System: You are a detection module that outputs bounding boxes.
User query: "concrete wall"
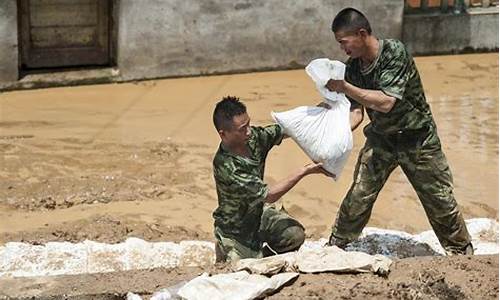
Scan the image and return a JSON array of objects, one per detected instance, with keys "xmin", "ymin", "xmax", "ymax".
[
  {"xmin": 0, "ymin": 0, "xmax": 18, "ymax": 82},
  {"xmin": 403, "ymin": 11, "xmax": 499, "ymax": 55},
  {"xmin": 1, "ymin": 0, "xmax": 498, "ymax": 88},
  {"xmin": 117, "ymin": 0, "xmax": 403, "ymax": 80}
]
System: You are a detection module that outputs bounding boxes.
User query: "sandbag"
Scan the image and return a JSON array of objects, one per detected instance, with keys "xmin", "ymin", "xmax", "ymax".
[
  {"xmin": 272, "ymin": 59, "xmax": 353, "ymax": 179},
  {"xmin": 305, "ymin": 58, "xmax": 346, "ymax": 102}
]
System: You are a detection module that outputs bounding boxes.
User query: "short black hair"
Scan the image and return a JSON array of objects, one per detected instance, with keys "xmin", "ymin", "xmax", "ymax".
[
  {"xmin": 331, "ymin": 7, "xmax": 372, "ymax": 35},
  {"xmin": 213, "ymin": 96, "xmax": 247, "ymax": 131}
]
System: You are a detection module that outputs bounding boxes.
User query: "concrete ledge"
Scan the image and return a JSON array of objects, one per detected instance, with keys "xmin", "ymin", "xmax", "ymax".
[
  {"xmin": 403, "ymin": 10, "xmax": 499, "ymax": 55},
  {"xmin": 0, "ymin": 63, "xmax": 305, "ymax": 93},
  {"xmin": 0, "ymin": 68, "xmax": 121, "ymax": 92}
]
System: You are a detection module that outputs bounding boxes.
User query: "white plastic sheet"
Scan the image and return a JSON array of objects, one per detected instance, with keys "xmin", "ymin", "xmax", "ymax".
[{"xmin": 177, "ymin": 271, "xmax": 299, "ymax": 300}]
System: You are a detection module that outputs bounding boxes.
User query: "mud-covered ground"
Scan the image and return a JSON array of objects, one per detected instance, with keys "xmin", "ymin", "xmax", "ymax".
[
  {"xmin": 1, "ymin": 255, "xmax": 497, "ymax": 299},
  {"xmin": 0, "ymin": 53, "xmax": 498, "ymax": 299},
  {"xmin": 267, "ymin": 255, "xmax": 499, "ymax": 300}
]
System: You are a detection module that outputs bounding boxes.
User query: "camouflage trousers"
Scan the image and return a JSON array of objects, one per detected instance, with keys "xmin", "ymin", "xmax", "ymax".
[
  {"xmin": 215, "ymin": 206, "xmax": 305, "ymax": 262},
  {"xmin": 331, "ymin": 126, "xmax": 472, "ymax": 253}
]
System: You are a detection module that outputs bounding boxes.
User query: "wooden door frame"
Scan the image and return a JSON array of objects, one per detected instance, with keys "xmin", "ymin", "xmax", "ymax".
[{"xmin": 17, "ymin": 0, "xmax": 118, "ymax": 71}]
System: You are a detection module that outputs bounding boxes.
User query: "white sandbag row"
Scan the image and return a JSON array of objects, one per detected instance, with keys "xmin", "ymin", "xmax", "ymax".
[
  {"xmin": 302, "ymin": 218, "xmax": 499, "ymax": 258},
  {"xmin": 1, "ymin": 218, "xmax": 497, "ymax": 278},
  {"xmin": 0, "ymin": 238, "xmax": 214, "ymax": 278},
  {"xmin": 414, "ymin": 218, "xmax": 499, "ymax": 256}
]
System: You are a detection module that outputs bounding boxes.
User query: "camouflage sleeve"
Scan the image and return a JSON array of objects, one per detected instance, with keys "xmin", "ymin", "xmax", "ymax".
[
  {"xmin": 215, "ymin": 162, "xmax": 269, "ymax": 202},
  {"xmin": 255, "ymin": 124, "xmax": 283, "ymax": 154},
  {"xmin": 378, "ymin": 41, "xmax": 411, "ymax": 100},
  {"xmin": 345, "ymin": 64, "xmax": 363, "ymax": 111}
]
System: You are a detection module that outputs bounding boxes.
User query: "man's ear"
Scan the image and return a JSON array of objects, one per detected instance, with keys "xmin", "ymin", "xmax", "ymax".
[
  {"xmin": 218, "ymin": 129, "xmax": 225, "ymax": 139},
  {"xmin": 358, "ymin": 28, "xmax": 369, "ymax": 38}
]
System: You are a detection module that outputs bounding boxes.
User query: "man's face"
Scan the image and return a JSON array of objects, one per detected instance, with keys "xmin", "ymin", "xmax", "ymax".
[
  {"xmin": 220, "ymin": 112, "xmax": 251, "ymax": 147},
  {"xmin": 334, "ymin": 29, "xmax": 366, "ymax": 58}
]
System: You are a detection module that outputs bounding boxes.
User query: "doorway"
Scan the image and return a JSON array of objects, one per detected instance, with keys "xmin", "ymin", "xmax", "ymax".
[{"xmin": 18, "ymin": 0, "xmax": 114, "ymax": 70}]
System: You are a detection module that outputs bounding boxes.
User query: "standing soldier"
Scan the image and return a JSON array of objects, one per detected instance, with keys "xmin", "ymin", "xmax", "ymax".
[{"xmin": 325, "ymin": 8, "xmax": 473, "ymax": 255}]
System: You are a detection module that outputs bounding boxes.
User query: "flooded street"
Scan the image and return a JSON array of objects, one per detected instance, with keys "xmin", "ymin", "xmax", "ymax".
[{"xmin": 0, "ymin": 53, "xmax": 497, "ymax": 243}]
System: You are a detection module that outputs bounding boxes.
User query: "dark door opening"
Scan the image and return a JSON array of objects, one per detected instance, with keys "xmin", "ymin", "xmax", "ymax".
[{"xmin": 18, "ymin": 0, "xmax": 113, "ymax": 70}]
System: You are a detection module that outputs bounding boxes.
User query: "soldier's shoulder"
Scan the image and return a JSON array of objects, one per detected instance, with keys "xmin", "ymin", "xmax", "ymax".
[
  {"xmin": 213, "ymin": 156, "xmax": 238, "ymax": 185},
  {"xmin": 250, "ymin": 125, "xmax": 264, "ymax": 136},
  {"xmin": 383, "ymin": 39, "xmax": 406, "ymax": 49},
  {"xmin": 382, "ymin": 39, "xmax": 408, "ymax": 56},
  {"xmin": 213, "ymin": 148, "xmax": 233, "ymax": 170}
]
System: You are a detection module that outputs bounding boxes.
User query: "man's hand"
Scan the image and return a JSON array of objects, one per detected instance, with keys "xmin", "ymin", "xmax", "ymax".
[
  {"xmin": 325, "ymin": 79, "xmax": 347, "ymax": 93},
  {"xmin": 266, "ymin": 162, "xmax": 335, "ymax": 203},
  {"xmin": 302, "ymin": 162, "xmax": 336, "ymax": 179}
]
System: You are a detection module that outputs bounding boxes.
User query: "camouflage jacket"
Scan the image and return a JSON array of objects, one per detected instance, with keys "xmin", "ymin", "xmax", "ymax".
[
  {"xmin": 212, "ymin": 124, "xmax": 283, "ymax": 248},
  {"xmin": 345, "ymin": 39, "xmax": 436, "ymax": 135}
]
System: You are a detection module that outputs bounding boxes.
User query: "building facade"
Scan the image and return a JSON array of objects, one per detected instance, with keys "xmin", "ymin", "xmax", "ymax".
[{"xmin": 0, "ymin": 0, "xmax": 497, "ymax": 89}]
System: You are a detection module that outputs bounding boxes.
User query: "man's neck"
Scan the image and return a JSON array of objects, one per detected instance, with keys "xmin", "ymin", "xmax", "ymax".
[
  {"xmin": 222, "ymin": 142, "xmax": 250, "ymax": 157},
  {"xmin": 360, "ymin": 36, "xmax": 379, "ymax": 67}
]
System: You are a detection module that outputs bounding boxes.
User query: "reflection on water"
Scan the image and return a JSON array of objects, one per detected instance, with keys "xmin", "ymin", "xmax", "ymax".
[
  {"xmin": 418, "ymin": 53, "xmax": 499, "ymax": 165},
  {"xmin": 431, "ymin": 95, "xmax": 498, "ymax": 160}
]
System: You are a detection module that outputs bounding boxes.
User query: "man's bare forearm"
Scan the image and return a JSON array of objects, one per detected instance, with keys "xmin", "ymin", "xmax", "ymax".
[
  {"xmin": 265, "ymin": 169, "xmax": 306, "ymax": 203},
  {"xmin": 265, "ymin": 162, "xmax": 329, "ymax": 203},
  {"xmin": 344, "ymin": 82, "xmax": 396, "ymax": 113}
]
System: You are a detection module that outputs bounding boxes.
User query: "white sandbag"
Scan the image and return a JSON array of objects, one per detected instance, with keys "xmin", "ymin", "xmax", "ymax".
[
  {"xmin": 305, "ymin": 58, "xmax": 346, "ymax": 102},
  {"xmin": 272, "ymin": 59, "xmax": 353, "ymax": 178},
  {"xmin": 295, "ymin": 246, "xmax": 392, "ymax": 275},
  {"xmin": 150, "ymin": 281, "xmax": 188, "ymax": 300},
  {"xmin": 233, "ymin": 252, "xmax": 297, "ymax": 275},
  {"xmin": 414, "ymin": 218, "xmax": 499, "ymax": 255},
  {"xmin": 233, "ymin": 246, "xmax": 391, "ymax": 276},
  {"xmin": 126, "ymin": 292, "xmax": 144, "ymax": 300},
  {"xmin": 177, "ymin": 271, "xmax": 299, "ymax": 300},
  {"xmin": 272, "ymin": 100, "xmax": 352, "ymax": 178}
]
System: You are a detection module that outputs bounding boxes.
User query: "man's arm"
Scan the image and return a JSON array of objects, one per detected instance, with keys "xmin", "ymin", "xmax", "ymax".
[
  {"xmin": 265, "ymin": 162, "xmax": 332, "ymax": 203},
  {"xmin": 326, "ymin": 79, "xmax": 396, "ymax": 113},
  {"xmin": 350, "ymin": 106, "xmax": 364, "ymax": 131}
]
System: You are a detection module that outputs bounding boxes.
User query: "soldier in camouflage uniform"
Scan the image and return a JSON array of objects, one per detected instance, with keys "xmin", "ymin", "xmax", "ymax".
[
  {"xmin": 324, "ymin": 8, "xmax": 473, "ymax": 255},
  {"xmin": 212, "ymin": 96, "xmax": 330, "ymax": 262}
]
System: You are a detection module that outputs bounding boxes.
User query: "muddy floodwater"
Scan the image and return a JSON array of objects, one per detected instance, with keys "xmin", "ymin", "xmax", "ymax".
[{"xmin": 0, "ymin": 53, "xmax": 497, "ymax": 244}]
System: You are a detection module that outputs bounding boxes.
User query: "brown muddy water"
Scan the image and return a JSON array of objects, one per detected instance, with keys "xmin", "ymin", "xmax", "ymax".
[{"xmin": 0, "ymin": 53, "xmax": 497, "ymax": 244}]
